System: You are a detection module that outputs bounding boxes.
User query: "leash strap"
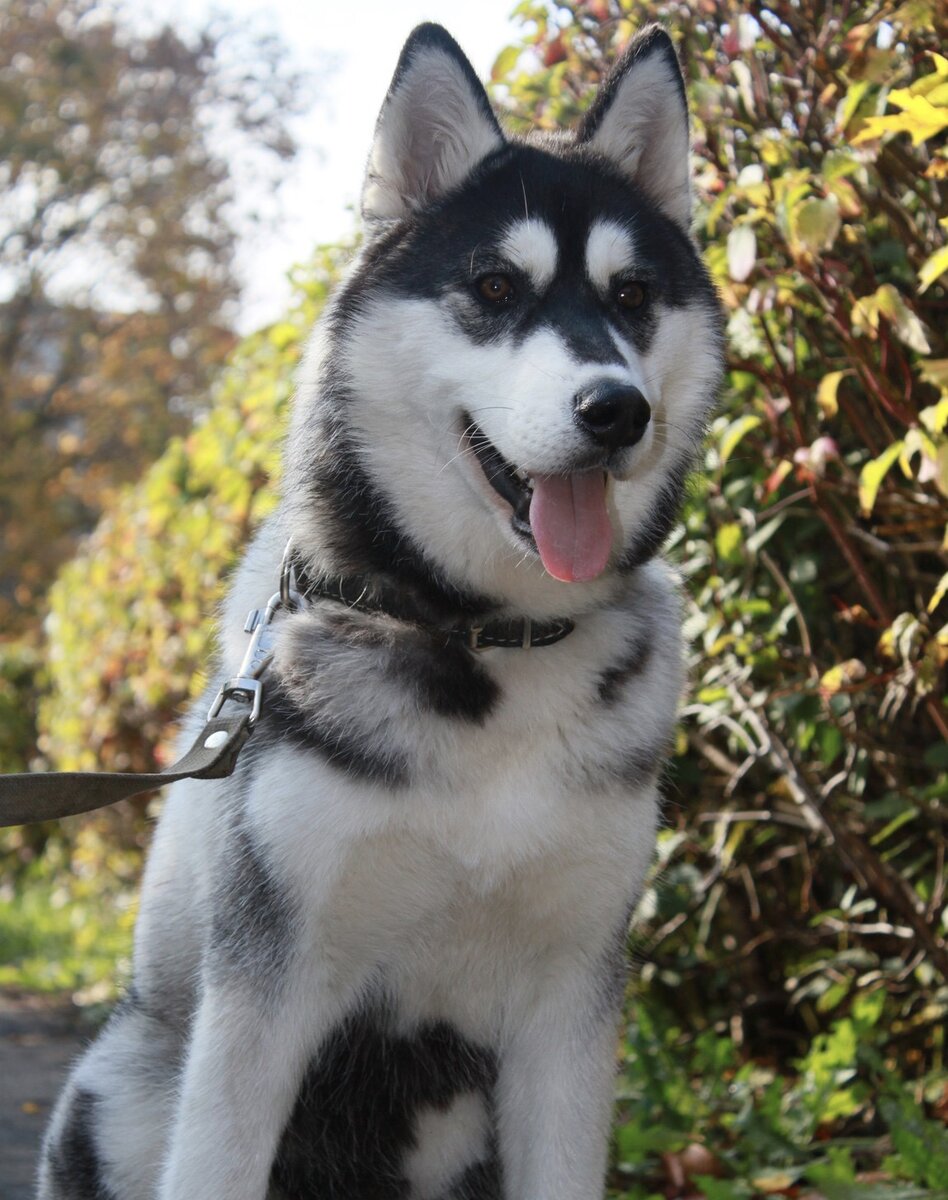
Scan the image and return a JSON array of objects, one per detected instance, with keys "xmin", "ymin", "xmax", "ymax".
[
  {"xmin": 0, "ymin": 713, "xmax": 251, "ymax": 829},
  {"xmin": 0, "ymin": 578, "xmax": 294, "ymax": 829}
]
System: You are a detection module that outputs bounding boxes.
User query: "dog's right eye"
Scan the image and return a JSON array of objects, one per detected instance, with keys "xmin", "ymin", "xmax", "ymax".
[{"xmin": 476, "ymin": 274, "xmax": 515, "ymax": 304}]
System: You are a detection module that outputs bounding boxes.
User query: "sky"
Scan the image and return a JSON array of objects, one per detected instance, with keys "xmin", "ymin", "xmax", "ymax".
[{"xmin": 147, "ymin": 0, "xmax": 525, "ymax": 331}]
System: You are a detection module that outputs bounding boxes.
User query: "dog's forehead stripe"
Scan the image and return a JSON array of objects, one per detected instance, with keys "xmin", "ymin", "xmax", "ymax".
[
  {"xmin": 500, "ymin": 218, "xmax": 558, "ymax": 290},
  {"xmin": 585, "ymin": 220, "xmax": 636, "ymax": 291}
]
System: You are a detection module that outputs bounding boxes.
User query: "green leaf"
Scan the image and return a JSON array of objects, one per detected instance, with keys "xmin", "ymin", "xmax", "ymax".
[
  {"xmin": 719, "ymin": 414, "xmax": 762, "ymax": 467},
  {"xmin": 696, "ymin": 1177, "xmax": 754, "ymax": 1200},
  {"xmin": 745, "ymin": 514, "xmax": 785, "ymax": 555},
  {"xmin": 715, "ymin": 522, "xmax": 744, "ymax": 563},
  {"xmin": 491, "ymin": 44, "xmax": 522, "ymax": 83},
  {"xmin": 794, "ymin": 196, "xmax": 841, "ymax": 253}
]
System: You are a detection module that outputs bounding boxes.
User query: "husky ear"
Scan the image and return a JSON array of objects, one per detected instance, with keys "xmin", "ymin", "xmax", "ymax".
[
  {"xmin": 362, "ymin": 24, "xmax": 505, "ymax": 227},
  {"xmin": 578, "ymin": 26, "xmax": 691, "ymax": 227}
]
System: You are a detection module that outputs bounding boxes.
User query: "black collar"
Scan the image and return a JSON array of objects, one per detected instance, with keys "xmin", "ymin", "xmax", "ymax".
[{"xmin": 290, "ymin": 557, "xmax": 575, "ymax": 651}]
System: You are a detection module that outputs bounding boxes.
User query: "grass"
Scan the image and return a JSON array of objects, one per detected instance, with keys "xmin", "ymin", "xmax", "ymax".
[{"xmin": 0, "ymin": 829, "xmax": 136, "ymax": 1001}]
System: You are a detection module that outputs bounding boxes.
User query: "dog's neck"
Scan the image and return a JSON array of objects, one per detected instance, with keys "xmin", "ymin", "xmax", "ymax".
[{"xmin": 288, "ymin": 551, "xmax": 576, "ymax": 651}]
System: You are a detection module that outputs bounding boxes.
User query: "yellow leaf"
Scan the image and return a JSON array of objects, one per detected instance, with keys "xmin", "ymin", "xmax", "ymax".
[
  {"xmin": 921, "ymin": 361, "xmax": 948, "ymax": 395},
  {"xmin": 268, "ymin": 322, "xmax": 300, "ymax": 350},
  {"xmin": 920, "ymin": 396, "xmax": 948, "ymax": 432},
  {"xmin": 753, "ymin": 1172, "xmax": 797, "ymax": 1193},
  {"xmin": 919, "ymin": 244, "xmax": 948, "ymax": 293},
  {"xmin": 853, "ymin": 93, "xmax": 948, "ymax": 144},
  {"xmin": 854, "ymin": 284, "xmax": 931, "ymax": 353},
  {"xmin": 817, "ymin": 370, "xmax": 849, "ymax": 418},
  {"xmin": 859, "ymin": 441, "xmax": 904, "ymax": 516},
  {"xmin": 935, "ymin": 445, "xmax": 948, "ymax": 499},
  {"xmin": 929, "ymin": 572, "xmax": 948, "ymax": 615},
  {"xmin": 900, "ymin": 427, "xmax": 938, "ymax": 475},
  {"xmin": 821, "ymin": 659, "xmax": 867, "ymax": 694}
]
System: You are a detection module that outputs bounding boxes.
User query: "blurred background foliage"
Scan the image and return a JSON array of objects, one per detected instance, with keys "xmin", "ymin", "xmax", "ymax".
[
  {"xmin": 2, "ymin": 0, "xmax": 948, "ymax": 1196},
  {"xmin": 0, "ymin": 0, "xmax": 305, "ymax": 635}
]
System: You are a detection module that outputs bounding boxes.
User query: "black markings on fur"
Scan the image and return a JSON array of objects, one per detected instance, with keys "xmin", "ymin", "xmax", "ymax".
[
  {"xmin": 334, "ymin": 140, "xmax": 713, "ymax": 345},
  {"xmin": 597, "ymin": 637, "xmax": 652, "ymax": 705},
  {"xmin": 209, "ymin": 801, "xmax": 299, "ymax": 987},
  {"xmin": 447, "ymin": 1141, "xmax": 503, "ymax": 1199},
  {"xmin": 255, "ymin": 605, "xmax": 499, "ymax": 787},
  {"xmin": 270, "ymin": 1007, "xmax": 498, "ymax": 1199},
  {"xmin": 615, "ymin": 740, "xmax": 666, "ymax": 788},
  {"xmin": 323, "ymin": 609, "xmax": 499, "ymax": 724},
  {"xmin": 388, "ymin": 25, "xmax": 503, "ymax": 145},
  {"xmin": 47, "ymin": 1088, "xmax": 115, "ymax": 1200},
  {"xmin": 302, "ymin": 411, "xmax": 496, "ymax": 624},
  {"xmin": 262, "ymin": 675, "xmax": 412, "ymax": 787},
  {"xmin": 619, "ymin": 453, "xmax": 692, "ymax": 571},
  {"xmin": 542, "ymin": 287, "xmax": 627, "ymax": 365}
]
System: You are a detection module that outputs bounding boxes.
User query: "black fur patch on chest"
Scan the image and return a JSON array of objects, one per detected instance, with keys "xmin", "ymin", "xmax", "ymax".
[
  {"xmin": 596, "ymin": 636, "xmax": 652, "ymax": 705},
  {"xmin": 46, "ymin": 1088, "xmax": 116, "ymax": 1200},
  {"xmin": 270, "ymin": 1007, "xmax": 499, "ymax": 1199},
  {"xmin": 322, "ymin": 608, "xmax": 499, "ymax": 722},
  {"xmin": 258, "ymin": 606, "xmax": 500, "ymax": 788},
  {"xmin": 209, "ymin": 802, "xmax": 300, "ymax": 990},
  {"xmin": 260, "ymin": 677, "xmax": 414, "ymax": 787}
]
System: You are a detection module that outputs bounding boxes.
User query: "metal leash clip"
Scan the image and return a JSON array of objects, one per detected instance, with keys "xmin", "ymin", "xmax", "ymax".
[{"xmin": 206, "ymin": 542, "xmax": 301, "ymax": 728}]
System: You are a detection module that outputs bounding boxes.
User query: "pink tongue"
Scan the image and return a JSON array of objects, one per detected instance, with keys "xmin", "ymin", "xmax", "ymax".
[{"xmin": 529, "ymin": 472, "xmax": 613, "ymax": 582}]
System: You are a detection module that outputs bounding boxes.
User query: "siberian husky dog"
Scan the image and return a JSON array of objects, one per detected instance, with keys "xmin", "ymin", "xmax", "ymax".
[{"xmin": 39, "ymin": 22, "xmax": 722, "ymax": 1200}]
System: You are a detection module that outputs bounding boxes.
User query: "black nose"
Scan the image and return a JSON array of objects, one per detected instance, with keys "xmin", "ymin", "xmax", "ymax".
[{"xmin": 573, "ymin": 381, "xmax": 651, "ymax": 451}]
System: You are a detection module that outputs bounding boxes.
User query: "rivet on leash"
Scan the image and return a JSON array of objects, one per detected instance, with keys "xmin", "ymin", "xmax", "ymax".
[{"xmin": 203, "ymin": 730, "xmax": 228, "ymax": 750}]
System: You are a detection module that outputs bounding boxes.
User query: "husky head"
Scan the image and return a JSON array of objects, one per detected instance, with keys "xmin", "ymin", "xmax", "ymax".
[{"xmin": 287, "ymin": 24, "xmax": 723, "ymax": 618}]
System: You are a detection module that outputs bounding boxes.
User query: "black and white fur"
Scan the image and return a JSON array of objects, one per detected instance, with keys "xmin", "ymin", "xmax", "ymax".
[{"xmin": 39, "ymin": 24, "xmax": 722, "ymax": 1200}]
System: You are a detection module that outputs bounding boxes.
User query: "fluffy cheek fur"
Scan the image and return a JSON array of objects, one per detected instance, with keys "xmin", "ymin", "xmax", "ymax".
[{"xmin": 331, "ymin": 293, "xmax": 719, "ymax": 605}]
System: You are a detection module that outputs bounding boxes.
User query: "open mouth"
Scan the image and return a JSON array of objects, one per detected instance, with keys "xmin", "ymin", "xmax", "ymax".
[
  {"xmin": 463, "ymin": 415, "xmax": 614, "ymax": 583},
  {"xmin": 467, "ymin": 420, "xmax": 535, "ymax": 539}
]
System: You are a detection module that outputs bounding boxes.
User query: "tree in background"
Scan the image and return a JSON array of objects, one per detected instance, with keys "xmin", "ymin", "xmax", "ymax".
[{"xmin": 0, "ymin": 0, "xmax": 305, "ymax": 634}]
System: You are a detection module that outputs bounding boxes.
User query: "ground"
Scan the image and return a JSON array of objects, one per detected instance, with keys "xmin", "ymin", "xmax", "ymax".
[{"xmin": 0, "ymin": 991, "xmax": 89, "ymax": 1200}]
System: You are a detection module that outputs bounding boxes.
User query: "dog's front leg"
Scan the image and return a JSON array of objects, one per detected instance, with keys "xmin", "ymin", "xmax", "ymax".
[
  {"xmin": 495, "ymin": 951, "xmax": 626, "ymax": 1200},
  {"xmin": 156, "ymin": 968, "xmax": 340, "ymax": 1200}
]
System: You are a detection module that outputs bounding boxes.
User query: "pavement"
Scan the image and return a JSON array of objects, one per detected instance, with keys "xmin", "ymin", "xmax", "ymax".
[{"xmin": 0, "ymin": 993, "xmax": 92, "ymax": 1200}]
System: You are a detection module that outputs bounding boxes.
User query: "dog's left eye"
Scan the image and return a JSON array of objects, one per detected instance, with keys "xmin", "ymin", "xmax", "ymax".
[
  {"xmin": 476, "ymin": 274, "xmax": 515, "ymax": 304},
  {"xmin": 616, "ymin": 282, "xmax": 647, "ymax": 311}
]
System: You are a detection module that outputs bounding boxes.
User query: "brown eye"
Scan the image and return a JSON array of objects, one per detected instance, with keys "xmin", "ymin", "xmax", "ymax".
[
  {"xmin": 616, "ymin": 282, "xmax": 647, "ymax": 310},
  {"xmin": 477, "ymin": 273, "xmax": 515, "ymax": 304}
]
